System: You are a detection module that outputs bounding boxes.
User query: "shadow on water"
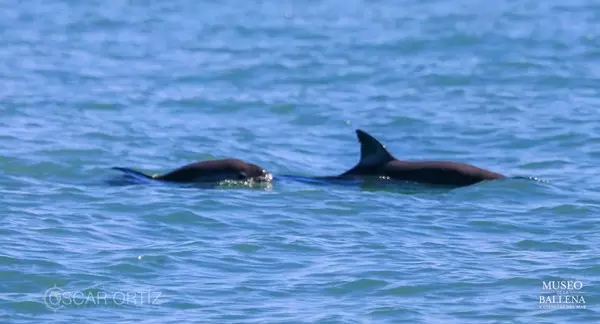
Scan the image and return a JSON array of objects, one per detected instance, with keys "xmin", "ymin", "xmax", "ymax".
[
  {"xmin": 105, "ymin": 172, "xmax": 550, "ymax": 194},
  {"xmin": 105, "ymin": 173, "xmax": 273, "ymax": 190},
  {"xmin": 277, "ymin": 175, "xmax": 470, "ymax": 194}
]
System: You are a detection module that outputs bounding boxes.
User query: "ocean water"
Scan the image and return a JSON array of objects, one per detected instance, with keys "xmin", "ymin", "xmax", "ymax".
[{"xmin": 1, "ymin": 0, "xmax": 599, "ymax": 323}]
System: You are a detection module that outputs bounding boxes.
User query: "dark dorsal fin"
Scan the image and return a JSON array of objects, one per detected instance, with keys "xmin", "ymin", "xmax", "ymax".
[{"xmin": 355, "ymin": 129, "xmax": 395, "ymax": 166}]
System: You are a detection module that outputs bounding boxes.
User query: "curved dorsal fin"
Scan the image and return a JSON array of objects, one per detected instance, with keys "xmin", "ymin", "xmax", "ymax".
[{"xmin": 355, "ymin": 129, "xmax": 395, "ymax": 166}]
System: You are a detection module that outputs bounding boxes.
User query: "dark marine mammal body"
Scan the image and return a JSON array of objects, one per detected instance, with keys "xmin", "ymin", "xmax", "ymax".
[
  {"xmin": 334, "ymin": 130, "xmax": 504, "ymax": 187},
  {"xmin": 113, "ymin": 158, "xmax": 271, "ymax": 183}
]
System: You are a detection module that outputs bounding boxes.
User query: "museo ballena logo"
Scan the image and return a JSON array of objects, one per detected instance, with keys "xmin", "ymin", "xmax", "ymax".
[
  {"xmin": 539, "ymin": 280, "xmax": 586, "ymax": 310},
  {"xmin": 43, "ymin": 284, "xmax": 162, "ymax": 311}
]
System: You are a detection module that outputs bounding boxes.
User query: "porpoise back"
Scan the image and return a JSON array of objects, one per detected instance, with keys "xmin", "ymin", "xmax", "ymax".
[
  {"xmin": 113, "ymin": 158, "xmax": 270, "ymax": 183},
  {"xmin": 338, "ymin": 129, "xmax": 504, "ymax": 187}
]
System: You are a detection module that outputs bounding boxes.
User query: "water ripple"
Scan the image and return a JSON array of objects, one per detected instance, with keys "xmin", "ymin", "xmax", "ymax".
[{"xmin": 1, "ymin": 0, "xmax": 600, "ymax": 323}]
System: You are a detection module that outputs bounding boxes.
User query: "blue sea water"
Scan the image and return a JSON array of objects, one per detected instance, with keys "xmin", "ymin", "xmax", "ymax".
[{"xmin": 1, "ymin": 0, "xmax": 600, "ymax": 323}]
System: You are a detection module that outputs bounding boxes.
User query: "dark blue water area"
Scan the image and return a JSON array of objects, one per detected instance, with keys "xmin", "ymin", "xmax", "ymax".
[{"xmin": 1, "ymin": 0, "xmax": 600, "ymax": 323}]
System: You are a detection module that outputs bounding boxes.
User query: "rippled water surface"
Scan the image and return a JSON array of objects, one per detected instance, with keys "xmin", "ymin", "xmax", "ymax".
[{"xmin": 1, "ymin": 0, "xmax": 600, "ymax": 323}]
